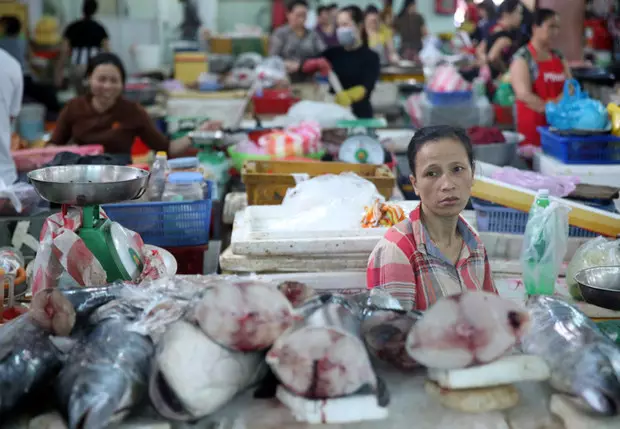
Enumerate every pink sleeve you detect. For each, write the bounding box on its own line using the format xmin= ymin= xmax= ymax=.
xmin=366 ymin=239 xmax=417 ymax=310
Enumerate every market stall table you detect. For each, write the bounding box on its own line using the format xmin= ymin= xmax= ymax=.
xmin=380 ymin=65 xmax=425 ymax=83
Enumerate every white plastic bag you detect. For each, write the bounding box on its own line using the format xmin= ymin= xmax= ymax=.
xmin=286 ymin=101 xmax=356 ymax=127
xmin=566 ymin=237 xmax=620 ymax=300
xmin=520 ymin=201 xmax=571 ymax=295
xmin=278 ymin=173 xmax=385 ymax=231
xmin=0 ymin=180 xmax=41 ymax=215
xmin=255 ymin=56 xmax=287 ymax=86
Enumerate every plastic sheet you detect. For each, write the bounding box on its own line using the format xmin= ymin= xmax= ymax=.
xmin=285 ymin=101 xmax=356 ymax=127
xmin=491 ymin=167 xmax=580 ymax=197
xmin=0 ymin=181 xmax=42 ymax=215
xmin=566 ymin=237 xmax=620 ymax=300
xmin=275 ymin=173 xmax=385 ymax=232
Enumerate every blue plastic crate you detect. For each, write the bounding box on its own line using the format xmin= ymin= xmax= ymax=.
xmin=103 ymin=181 xmax=213 ymax=247
xmin=426 ymin=90 xmax=472 ymax=106
xmin=471 ymin=198 xmax=616 ymax=238
xmin=538 ymin=127 xmax=620 ymax=164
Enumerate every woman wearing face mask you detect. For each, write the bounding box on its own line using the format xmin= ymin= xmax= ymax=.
xmin=48 ymin=53 xmax=211 ymax=163
xmin=367 ymin=125 xmax=497 ymax=311
xmin=301 ymin=5 xmax=381 ymax=118
xmin=510 ymin=9 xmax=570 ymax=159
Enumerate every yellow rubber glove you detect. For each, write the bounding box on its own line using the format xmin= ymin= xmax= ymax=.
xmin=335 ymin=91 xmax=353 ymax=107
xmin=345 ymin=86 xmax=367 ymax=103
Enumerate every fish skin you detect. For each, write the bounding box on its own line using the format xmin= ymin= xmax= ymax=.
xmin=521 ymin=295 xmax=620 ymax=417
xmin=56 ymin=316 xmax=154 ymax=429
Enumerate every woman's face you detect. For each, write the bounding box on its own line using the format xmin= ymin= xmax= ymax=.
xmin=288 ymin=5 xmax=308 ymax=30
xmin=410 ymin=138 xmax=474 ymax=218
xmin=89 ymin=63 xmax=123 ymax=104
xmin=507 ymin=5 xmax=523 ymax=28
xmin=534 ymin=15 xmax=560 ymax=45
xmin=336 ymin=11 xmax=361 ymax=44
xmin=365 ymin=13 xmax=379 ymax=32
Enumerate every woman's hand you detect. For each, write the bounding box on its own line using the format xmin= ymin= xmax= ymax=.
xmin=284 ymin=60 xmax=301 ymax=74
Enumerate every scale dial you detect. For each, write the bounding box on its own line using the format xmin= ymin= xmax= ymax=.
xmin=338 ymin=135 xmax=384 ymax=164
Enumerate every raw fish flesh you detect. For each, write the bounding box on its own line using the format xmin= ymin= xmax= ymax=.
xmin=406 ymin=291 xmax=529 ymax=369
xmin=521 ymin=295 xmax=620 ymax=416
xmin=29 ymin=288 xmax=78 ymax=337
xmin=266 ymin=295 xmax=378 ymax=399
xmin=277 ymin=281 xmax=316 ymax=307
xmin=149 ymin=320 xmax=265 ymax=420
xmin=193 ymin=280 xmax=296 ymax=351
xmin=56 ymin=310 xmax=154 ymax=429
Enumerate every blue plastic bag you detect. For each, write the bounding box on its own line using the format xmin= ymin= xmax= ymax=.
xmin=545 ymin=79 xmax=609 ymax=130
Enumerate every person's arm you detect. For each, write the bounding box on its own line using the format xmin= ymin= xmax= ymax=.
xmin=367 ymin=239 xmax=417 ymax=311
xmin=486 ymin=36 xmax=511 ymax=66
xmin=135 ymin=105 xmax=178 ymax=154
xmin=55 ymin=38 xmax=71 ymax=87
xmin=48 ymin=103 xmax=75 ymax=146
xmin=99 ymin=24 xmax=110 ymax=52
xmin=268 ymin=28 xmax=285 ymax=57
xmin=10 ymin=69 xmax=23 ymax=124
xmin=384 ymin=27 xmax=399 ymax=63
xmin=313 ymin=31 xmax=326 ymax=56
xmin=476 ymin=40 xmax=488 ymax=64
xmin=510 ymin=56 xmax=545 ymax=113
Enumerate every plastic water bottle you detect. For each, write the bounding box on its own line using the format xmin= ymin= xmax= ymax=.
xmin=148 ymin=151 xmax=170 ymax=201
xmin=523 ymin=189 xmax=555 ymax=295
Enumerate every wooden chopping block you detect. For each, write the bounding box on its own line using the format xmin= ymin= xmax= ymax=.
xmin=425 ymin=380 xmax=520 ymax=413
xmin=427 ymin=355 xmax=551 ymax=390
xmin=550 ymin=394 xmax=620 ymax=429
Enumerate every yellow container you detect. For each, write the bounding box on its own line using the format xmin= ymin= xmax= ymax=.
xmin=174 ymin=52 xmax=208 ymax=85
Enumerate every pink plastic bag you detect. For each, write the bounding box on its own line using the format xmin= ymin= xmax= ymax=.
xmin=491 ymin=167 xmax=580 ymax=197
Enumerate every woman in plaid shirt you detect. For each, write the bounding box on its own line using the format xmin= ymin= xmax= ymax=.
xmin=367 ymin=126 xmax=497 ymax=311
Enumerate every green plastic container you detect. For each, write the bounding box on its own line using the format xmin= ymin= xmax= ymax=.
xmin=227 ymin=146 xmax=326 ymax=171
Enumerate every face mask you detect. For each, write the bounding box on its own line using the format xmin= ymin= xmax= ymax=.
xmin=336 ymin=27 xmax=357 ymax=47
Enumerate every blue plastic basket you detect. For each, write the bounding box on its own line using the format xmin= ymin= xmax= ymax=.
xmin=538 ymin=127 xmax=620 ymax=164
xmin=426 ymin=90 xmax=472 ymax=106
xmin=471 ymin=198 xmax=616 ymax=238
xmin=103 ymin=181 xmax=213 ymax=247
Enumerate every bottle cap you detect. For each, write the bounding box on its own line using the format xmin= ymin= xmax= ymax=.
xmin=538 ymin=189 xmax=549 ymax=198
xmin=156 ymin=151 xmax=167 ymax=158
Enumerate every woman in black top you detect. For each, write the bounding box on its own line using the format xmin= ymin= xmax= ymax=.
xmin=301 ymin=5 xmax=380 ymax=118
xmin=477 ymin=0 xmax=523 ymax=79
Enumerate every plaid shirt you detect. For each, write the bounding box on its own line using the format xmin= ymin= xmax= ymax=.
xmin=366 ymin=205 xmax=497 ymax=311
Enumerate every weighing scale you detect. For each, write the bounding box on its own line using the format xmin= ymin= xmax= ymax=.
xmin=338 ymin=133 xmax=385 ymax=165
xmin=28 ymin=165 xmax=150 ymax=283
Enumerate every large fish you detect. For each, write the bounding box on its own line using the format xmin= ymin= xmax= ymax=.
xmin=521 ymin=295 xmax=620 ymax=416
xmin=405 ymin=291 xmax=530 ymax=369
xmin=56 ymin=307 xmax=154 ymax=429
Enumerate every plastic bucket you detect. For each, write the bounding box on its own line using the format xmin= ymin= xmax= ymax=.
xmin=134 ymin=44 xmax=162 ymax=72
xmin=18 ymin=103 xmax=45 ymax=141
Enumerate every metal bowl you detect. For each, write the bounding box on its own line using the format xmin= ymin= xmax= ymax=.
xmin=574 ymin=266 xmax=620 ymax=311
xmin=28 ymin=165 xmax=150 ymax=206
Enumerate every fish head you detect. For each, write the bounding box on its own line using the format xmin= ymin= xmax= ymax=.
xmin=67 ymin=369 xmax=133 ymax=429
xmin=572 ymin=343 xmax=620 ymax=417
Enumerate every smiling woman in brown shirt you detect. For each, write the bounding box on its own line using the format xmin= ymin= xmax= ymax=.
xmin=50 ymin=53 xmax=195 ymax=160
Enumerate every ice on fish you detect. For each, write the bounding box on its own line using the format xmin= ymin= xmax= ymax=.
xmin=406 ymin=291 xmax=530 ymax=369
xmin=56 ymin=312 xmax=154 ymax=429
xmin=266 ymin=296 xmax=378 ymax=399
xmin=149 ymin=320 xmax=265 ymax=421
xmin=193 ymin=280 xmax=296 ymax=351
xmin=521 ymin=295 xmax=620 ymax=416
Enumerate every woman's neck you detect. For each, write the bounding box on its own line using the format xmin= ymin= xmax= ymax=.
xmin=420 ymin=205 xmax=460 ymax=247
xmin=320 ymin=23 xmax=333 ymax=34
xmin=497 ymin=17 xmax=511 ymax=30
xmin=531 ymin=39 xmax=550 ymax=55
xmin=91 ymin=96 xmax=116 ymax=113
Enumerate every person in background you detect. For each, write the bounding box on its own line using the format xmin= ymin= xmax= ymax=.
xmin=269 ymin=0 xmax=325 ymax=78
xmin=478 ymin=0 xmax=523 ymax=79
xmin=367 ymin=126 xmax=497 ymax=311
xmin=511 ymin=9 xmax=570 ymax=159
xmin=49 ymin=53 xmax=210 ymax=163
xmin=471 ymin=0 xmax=497 ymax=44
xmin=315 ymin=5 xmax=338 ymax=47
xmin=393 ymin=0 xmax=428 ymax=61
xmin=55 ymin=0 xmax=109 ymax=93
xmin=464 ymin=0 xmax=480 ymax=26
xmin=517 ymin=0 xmax=535 ymax=47
xmin=0 ymin=48 xmax=22 ymax=186
xmin=365 ymin=5 xmax=399 ymax=65
xmin=301 ymin=5 xmax=380 ymax=119
xmin=0 ymin=16 xmax=61 ymax=120
xmin=327 ymin=3 xmax=339 ymax=26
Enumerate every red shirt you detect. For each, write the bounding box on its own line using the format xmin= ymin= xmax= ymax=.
xmin=366 ymin=205 xmax=497 ymax=311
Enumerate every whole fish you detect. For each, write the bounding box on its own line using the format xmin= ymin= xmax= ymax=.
xmin=0 ymin=286 xmax=119 ymax=417
xmin=521 ymin=295 xmax=620 ymax=416
xmin=56 ymin=312 xmax=154 ymax=429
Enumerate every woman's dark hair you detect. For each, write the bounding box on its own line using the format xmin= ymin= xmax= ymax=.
xmin=317 ymin=5 xmax=328 ymax=15
xmin=365 ymin=5 xmax=380 ymax=16
xmin=533 ymin=8 xmax=557 ymax=27
xmin=477 ymin=0 xmax=497 ymax=20
xmin=287 ymin=0 xmax=308 ymax=13
xmin=498 ymin=0 xmax=520 ymax=16
xmin=398 ymin=0 xmax=416 ymax=18
xmin=340 ymin=5 xmax=369 ymax=46
xmin=83 ymin=0 xmax=98 ymax=18
xmin=407 ymin=126 xmax=475 ymax=177
xmin=0 ymin=16 xmax=22 ymax=37
xmin=86 ymin=52 xmax=126 ymax=84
